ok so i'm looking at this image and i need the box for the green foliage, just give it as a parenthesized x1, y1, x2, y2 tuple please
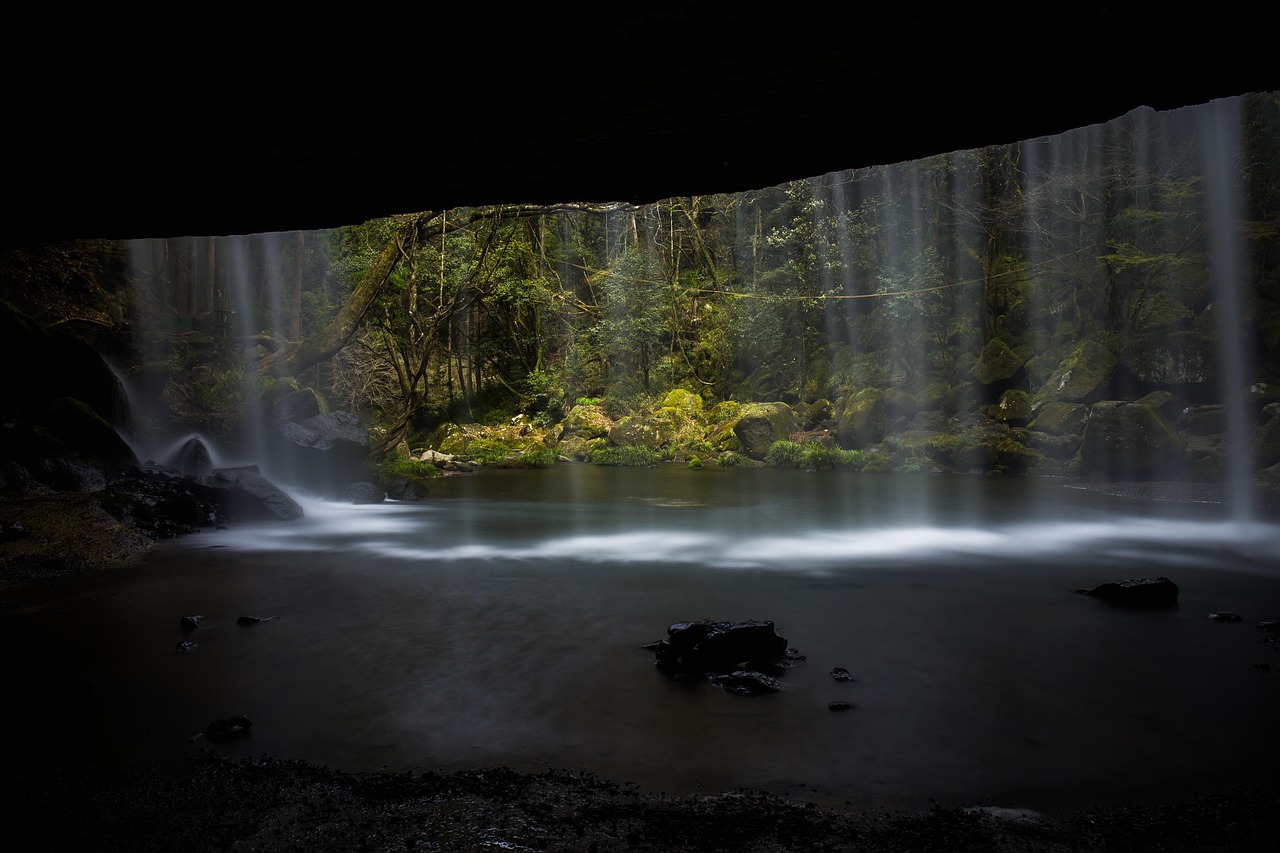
(378, 456, 441, 486)
(466, 437, 515, 464)
(765, 440, 862, 470)
(590, 445, 661, 467)
(520, 448, 558, 468)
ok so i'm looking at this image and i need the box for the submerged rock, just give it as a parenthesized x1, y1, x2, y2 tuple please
(1078, 576, 1179, 607)
(830, 667, 853, 681)
(709, 671, 782, 695)
(204, 715, 252, 742)
(1207, 612, 1243, 622)
(237, 615, 275, 625)
(180, 615, 203, 630)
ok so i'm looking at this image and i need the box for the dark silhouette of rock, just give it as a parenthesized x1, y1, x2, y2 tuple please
(204, 715, 252, 742)
(384, 478, 430, 501)
(180, 615, 203, 630)
(237, 615, 275, 625)
(1207, 612, 1242, 621)
(274, 411, 374, 496)
(196, 466, 304, 521)
(709, 671, 781, 695)
(340, 481, 385, 504)
(174, 640, 198, 653)
(830, 667, 853, 681)
(828, 702, 854, 711)
(1077, 576, 1179, 607)
(163, 436, 213, 478)
(653, 619, 790, 673)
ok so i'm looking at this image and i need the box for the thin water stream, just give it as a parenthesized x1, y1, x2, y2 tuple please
(6, 466, 1279, 815)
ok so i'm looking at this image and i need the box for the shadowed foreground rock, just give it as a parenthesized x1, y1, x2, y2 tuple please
(6, 757, 1279, 852)
(1078, 576, 1180, 607)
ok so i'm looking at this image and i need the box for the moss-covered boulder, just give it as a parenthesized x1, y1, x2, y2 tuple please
(560, 404, 613, 440)
(882, 388, 918, 421)
(607, 416, 668, 450)
(1179, 405, 1227, 436)
(1077, 399, 1188, 480)
(835, 388, 884, 449)
(705, 401, 744, 453)
(659, 389, 704, 414)
(1033, 339, 1117, 407)
(1029, 402, 1089, 437)
(732, 403, 800, 460)
(557, 435, 607, 461)
(798, 398, 833, 430)
(995, 389, 1033, 425)
(971, 339, 1025, 385)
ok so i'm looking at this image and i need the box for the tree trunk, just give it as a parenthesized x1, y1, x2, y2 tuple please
(256, 223, 410, 376)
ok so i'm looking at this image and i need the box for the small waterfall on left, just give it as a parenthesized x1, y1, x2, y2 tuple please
(120, 230, 378, 515)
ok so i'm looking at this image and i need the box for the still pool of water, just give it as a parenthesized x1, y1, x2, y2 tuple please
(7, 466, 1280, 814)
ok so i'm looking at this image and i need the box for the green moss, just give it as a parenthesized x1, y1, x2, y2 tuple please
(590, 445, 661, 466)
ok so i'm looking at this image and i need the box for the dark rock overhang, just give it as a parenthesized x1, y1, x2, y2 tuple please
(4, 7, 1274, 249)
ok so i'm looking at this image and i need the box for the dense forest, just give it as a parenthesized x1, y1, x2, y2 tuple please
(46, 92, 1280, 492)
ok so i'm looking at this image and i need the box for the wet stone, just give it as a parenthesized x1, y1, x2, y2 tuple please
(830, 667, 853, 681)
(174, 640, 198, 653)
(1207, 612, 1243, 621)
(180, 615, 203, 631)
(828, 702, 854, 711)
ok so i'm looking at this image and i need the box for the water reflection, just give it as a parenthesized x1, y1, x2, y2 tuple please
(9, 468, 1280, 816)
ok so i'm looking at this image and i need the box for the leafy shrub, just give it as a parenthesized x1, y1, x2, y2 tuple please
(591, 445, 660, 467)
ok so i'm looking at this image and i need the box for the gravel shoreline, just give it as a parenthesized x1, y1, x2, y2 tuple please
(7, 756, 1280, 852)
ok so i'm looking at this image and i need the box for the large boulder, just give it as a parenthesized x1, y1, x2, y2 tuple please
(1077, 399, 1187, 480)
(274, 411, 373, 496)
(971, 338, 1025, 386)
(1078, 576, 1179, 607)
(835, 389, 884, 449)
(195, 465, 304, 521)
(1033, 340, 1117, 408)
(732, 403, 799, 459)
(652, 619, 790, 673)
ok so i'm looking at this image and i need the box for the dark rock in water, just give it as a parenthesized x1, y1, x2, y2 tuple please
(205, 715, 252, 742)
(708, 671, 781, 695)
(1208, 612, 1243, 622)
(1078, 576, 1179, 607)
(830, 667, 853, 681)
(653, 619, 790, 673)
(163, 436, 213, 478)
(198, 466, 304, 521)
(1258, 620, 1280, 633)
(180, 615, 203, 631)
(828, 701, 854, 711)
(274, 411, 374, 497)
(174, 640, 198, 653)
(340, 481, 385, 504)
(237, 615, 275, 625)
(383, 477, 430, 501)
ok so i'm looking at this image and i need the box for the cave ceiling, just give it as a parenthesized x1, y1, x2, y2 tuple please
(4, 7, 1274, 250)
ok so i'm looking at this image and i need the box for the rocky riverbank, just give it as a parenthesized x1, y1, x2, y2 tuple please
(6, 756, 1279, 852)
